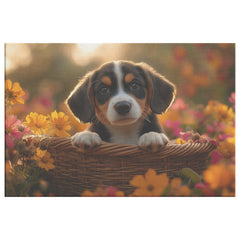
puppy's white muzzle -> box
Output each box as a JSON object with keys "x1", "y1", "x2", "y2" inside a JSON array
[{"x1": 107, "y1": 93, "x2": 141, "y2": 125}]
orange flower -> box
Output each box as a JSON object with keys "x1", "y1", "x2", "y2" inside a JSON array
[
  {"x1": 169, "y1": 178, "x2": 191, "y2": 196},
  {"x1": 130, "y1": 169, "x2": 169, "y2": 196},
  {"x1": 157, "y1": 110, "x2": 181, "y2": 125},
  {"x1": 214, "y1": 104, "x2": 235, "y2": 122},
  {"x1": 203, "y1": 164, "x2": 235, "y2": 190},
  {"x1": 5, "y1": 79, "x2": 25, "y2": 105},
  {"x1": 33, "y1": 148, "x2": 55, "y2": 171},
  {"x1": 48, "y1": 111, "x2": 71, "y2": 137},
  {"x1": 82, "y1": 190, "x2": 94, "y2": 197},
  {"x1": 181, "y1": 62, "x2": 194, "y2": 78},
  {"x1": 24, "y1": 112, "x2": 49, "y2": 135},
  {"x1": 81, "y1": 187, "x2": 124, "y2": 197},
  {"x1": 221, "y1": 188, "x2": 235, "y2": 197}
]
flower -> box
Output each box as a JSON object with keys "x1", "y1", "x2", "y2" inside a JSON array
[
  {"x1": 130, "y1": 169, "x2": 169, "y2": 196},
  {"x1": 176, "y1": 138, "x2": 186, "y2": 145},
  {"x1": 81, "y1": 186, "x2": 124, "y2": 197},
  {"x1": 221, "y1": 188, "x2": 235, "y2": 197},
  {"x1": 217, "y1": 139, "x2": 235, "y2": 160},
  {"x1": 204, "y1": 100, "x2": 218, "y2": 116},
  {"x1": 169, "y1": 178, "x2": 191, "y2": 196},
  {"x1": 218, "y1": 134, "x2": 231, "y2": 141},
  {"x1": 48, "y1": 111, "x2": 71, "y2": 137},
  {"x1": 173, "y1": 46, "x2": 186, "y2": 62},
  {"x1": 203, "y1": 163, "x2": 235, "y2": 190},
  {"x1": 82, "y1": 190, "x2": 94, "y2": 197},
  {"x1": 210, "y1": 150, "x2": 222, "y2": 164},
  {"x1": 229, "y1": 92, "x2": 235, "y2": 108},
  {"x1": 194, "y1": 183, "x2": 215, "y2": 196},
  {"x1": 164, "y1": 120, "x2": 182, "y2": 137},
  {"x1": 5, "y1": 79, "x2": 25, "y2": 105},
  {"x1": 5, "y1": 115, "x2": 30, "y2": 148},
  {"x1": 33, "y1": 148, "x2": 55, "y2": 171},
  {"x1": 214, "y1": 104, "x2": 234, "y2": 122},
  {"x1": 223, "y1": 124, "x2": 235, "y2": 137},
  {"x1": 206, "y1": 121, "x2": 225, "y2": 136},
  {"x1": 181, "y1": 62, "x2": 194, "y2": 78},
  {"x1": 24, "y1": 112, "x2": 49, "y2": 135},
  {"x1": 171, "y1": 98, "x2": 188, "y2": 111}
]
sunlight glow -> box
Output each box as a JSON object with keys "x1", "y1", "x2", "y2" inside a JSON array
[
  {"x1": 77, "y1": 43, "x2": 102, "y2": 55},
  {"x1": 6, "y1": 44, "x2": 32, "y2": 73}
]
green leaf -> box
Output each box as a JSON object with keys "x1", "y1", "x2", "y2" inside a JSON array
[{"x1": 179, "y1": 168, "x2": 202, "y2": 187}]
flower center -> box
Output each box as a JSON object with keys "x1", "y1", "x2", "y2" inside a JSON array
[
  {"x1": 41, "y1": 157, "x2": 49, "y2": 164},
  {"x1": 6, "y1": 90, "x2": 14, "y2": 98},
  {"x1": 147, "y1": 184, "x2": 154, "y2": 192}
]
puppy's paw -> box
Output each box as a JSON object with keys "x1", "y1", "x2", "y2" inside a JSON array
[
  {"x1": 71, "y1": 131, "x2": 102, "y2": 152},
  {"x1": 138, "y1": 132, "x2": 169, "y2": 152}
]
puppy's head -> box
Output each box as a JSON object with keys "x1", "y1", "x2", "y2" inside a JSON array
[{"x1": 66, "y1": 61, "x2": 176, "y2": 125}]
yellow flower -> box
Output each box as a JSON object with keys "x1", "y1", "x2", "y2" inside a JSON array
[
  {"x1": 223, "y1": 125, "x2": 235, "y2": 137},
  {"x1": 48, "y1": 111, "x2": 71, "y2": 137},
  {"x1": 176, "y1": 138, "x2": 186, "y2": 145},
  {"x1": 5, "y1": 79, "x2": 25, "y2": 105},
  {"x1": 169, "y1": 178, "x2": 191, "y2": 196},
  {"x1": 33, "y1": 148, "x2": 55, "y2": 171},
  {"x1": 130, "y1": 169, "x2": 169, "y2": 196},
  {"x1": 203, "y1": 163, "x2": 235, "y2": 190},
  {"x1": 214, "y1": 104, "x2": 235, "y2": 122},
  {"x1": 24, "y1": 112, "x2": 49, "y2": 135},
  {"x1": 204, "y1": 100, "x2": 216, "y2": 116},
  {"x1": 217, "y1": 139, "x2": 235, "y2": 159}
]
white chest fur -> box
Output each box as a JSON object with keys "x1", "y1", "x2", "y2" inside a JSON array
[{"x1": 106, "y1": 121, "x2": 142, "y2": 145}]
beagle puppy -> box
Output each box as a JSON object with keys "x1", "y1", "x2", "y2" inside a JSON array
[{"x1": 66, "y1": 60, "x2": 176, "y2": 152}]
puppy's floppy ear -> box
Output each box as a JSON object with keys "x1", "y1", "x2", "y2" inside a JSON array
[
  {"x1": 66, "y1": 72, "x2": 95, "y2": 123},
  {"x1": 137, "y1": 62, "x2": 176, "y2": 114}
]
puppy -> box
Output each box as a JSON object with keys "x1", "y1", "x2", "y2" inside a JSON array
[{"x1": 66, "y1": 60, "x2": 176, "y2": 152}]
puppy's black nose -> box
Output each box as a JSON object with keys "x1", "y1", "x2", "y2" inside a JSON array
[{"x1": 114, "y1": 101, "x2": 131, "y2": 115}]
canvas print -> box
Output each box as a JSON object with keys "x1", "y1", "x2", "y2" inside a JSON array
[{"x1": 5, "y1": 43, "x2": 235, "y2": 197}]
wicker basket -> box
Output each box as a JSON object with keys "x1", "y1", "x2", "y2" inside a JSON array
[{"x1": 38, "y1": 137, "x2": 216, "y2": 196}]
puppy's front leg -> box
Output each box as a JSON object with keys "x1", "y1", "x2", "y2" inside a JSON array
[
  {"x1": 138, "y1": 132, "x2": 169, "y2": 152},
  {"x1": 71, "y1": 131, "x2": 102, "y2": 152}
]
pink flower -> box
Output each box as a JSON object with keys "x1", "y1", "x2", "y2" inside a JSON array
[
  {"x1": 195, "y1": 182, "x2": 215, "y2": 196},
  {"x1": 5, "y1": 115, "x2": 30, "y2": 148},
  {"x1": 165, "y1": 120, "x2": 182, "y2": 137},
  {"x1": 218, "y1": 134, "x2": 231, "y2": 141},
  {"x1": 6, "y1": 134, "x2": 15, "y2": 148},
  {"x1": 106, "y1": 186, "x2": 118, "y2": 196},
  {"x1": 206, "y1": 121, "x2": 225, "y2": 135},
  {"x1": 198, "y1": 135, "x2": 217, "y2": 146},
  {"x1": 171, "y1": 98, "x2": 188, "y2": 111},
  {"x1": 195, "y1": 111, "x2": 204, "y2": 119},
  {"x1": 179, "y1": 131, "x2": 193, "y2": 141},
  {"x1": 210, "y1": 150, "x2": 223, "y2": 164},
  {"x1": 229, "y1": 92, "x2": 235, "y2": 108}
]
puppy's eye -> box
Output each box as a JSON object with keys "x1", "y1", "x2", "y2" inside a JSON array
[
  {"x1": 99, "y1": 86, "x2": 109, "y2": 94},
  {"x1": 129, "y1": 81, "x2": 139, "y2": 89}
]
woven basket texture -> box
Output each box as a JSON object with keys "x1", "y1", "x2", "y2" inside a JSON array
[{"x1": 38, "y1": 137, "x2": 216, "y2": 196}]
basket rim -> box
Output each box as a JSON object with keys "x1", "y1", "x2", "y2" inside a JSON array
[{"x1": 36, "y1": 136, "x2": 216, "y2": 159}]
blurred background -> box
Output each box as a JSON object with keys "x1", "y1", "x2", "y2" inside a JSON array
[{"x1": 5, "y1": 43, "x2": 235, "y2": 119}]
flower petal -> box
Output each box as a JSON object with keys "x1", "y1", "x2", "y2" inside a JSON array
[{"x1": 130, "y1": 175, "x2": 146, "y2": 187}]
